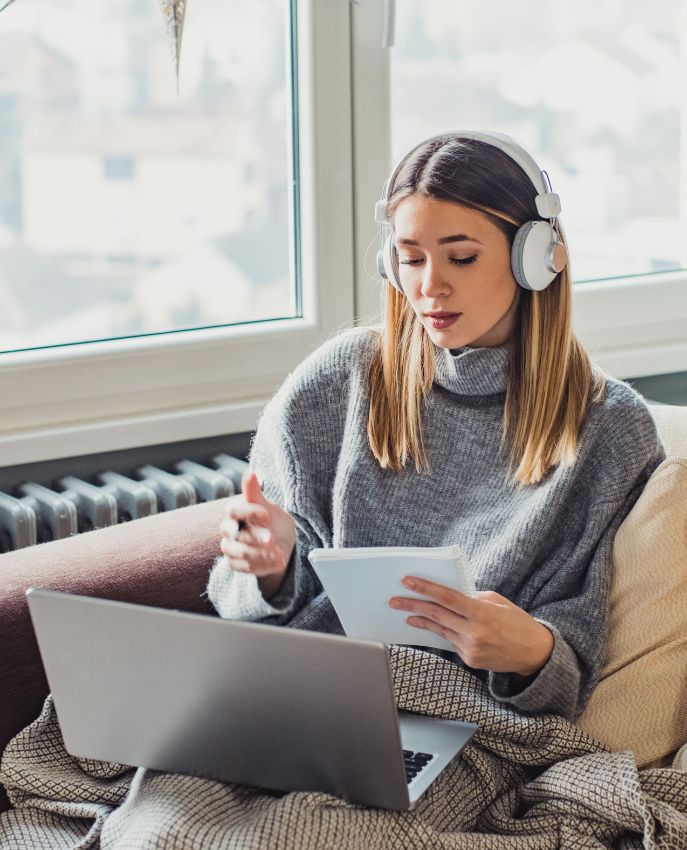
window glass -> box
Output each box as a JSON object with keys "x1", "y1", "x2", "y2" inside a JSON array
[
  {"x1": 390, "y1": 0, "x2": 685, "y2": 282},
  {"x1": 0, "y1": 0, "x2": 298, "y2": 353}
]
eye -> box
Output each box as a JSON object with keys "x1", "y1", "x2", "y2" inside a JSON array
[{"x1": 398, "y1": 255, "x2": 478, "y2": 266}]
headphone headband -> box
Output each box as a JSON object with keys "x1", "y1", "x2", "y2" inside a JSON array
[{"x1": 374, "y1": 130, "x2": 562, "y2": 224}]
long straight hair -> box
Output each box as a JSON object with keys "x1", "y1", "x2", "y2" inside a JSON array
[{"x1": 365, "y1": 135, "x2": 606, "y2": 487}]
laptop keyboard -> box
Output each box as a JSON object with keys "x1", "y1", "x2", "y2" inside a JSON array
[{"x1": 403, "y1": 749, "x2": 435, "y2": 784}]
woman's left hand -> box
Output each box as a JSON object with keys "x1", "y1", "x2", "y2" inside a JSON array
[{"x1": 389, "y1": 576, "x2": 555, "y2": 677}]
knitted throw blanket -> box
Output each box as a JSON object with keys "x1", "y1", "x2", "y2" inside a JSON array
[{"x1": 1, "y1": 647, "x2": 686, "y2": 849}]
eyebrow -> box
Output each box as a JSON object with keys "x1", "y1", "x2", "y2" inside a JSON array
[{"x1": 395, "y1": 234, "x2": 482, "y2": 246}]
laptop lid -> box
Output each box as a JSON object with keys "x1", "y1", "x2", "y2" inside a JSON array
[{"x1": 27, "y1": 588, "x2": 426, "y2": 810}]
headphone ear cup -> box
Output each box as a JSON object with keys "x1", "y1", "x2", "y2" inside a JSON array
[
  {"x1": 511, "y1": 221, "x2": 559, "y2": 292},
  {"x1": 379, "y1": 231, "x2": 403, "y2": 293},
  {"x1": 510, "y1": 224, "x2": 531, "y2": 290}
]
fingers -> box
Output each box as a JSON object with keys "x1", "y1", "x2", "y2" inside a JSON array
[
  {"x1": 241, "y1": 470, "x2": 267, "y2": 505},
  {"x1": 399, "y1": 576, "x2": 477, "y2": 616},
  {"x1": 220, "y1": 538, "x2": 285, "y2": 576},
  {"x1": 219, "y1": 526, "x2": 285, "y2": 576},
  {"x1": 219, "y1": 502, "x2": 285, "y2": 577},
  {"x1": 219, "y1": 516, "x2": 270, "y2": 549},
  {"x1": 388, "y1": 582, "x2": 474, "y2": 654},
  {"x1": 220, "y1": 502, "x2": 270, "y2": 531},
  {"x1": 219, "y1": 517, "x2": 260, "y2": 540},
  {"x1": 218, "y1": 498, "x2": 271, "y2": 547},
  {"x1": 394, "y1": 603, "x2": 470, "y2": 660},
  {"x1": 405, "y1": 615, "x2": 462, "y2": 646},
  {"x1": 389, "y1": 596, "x2": 466, "y2": 635}
]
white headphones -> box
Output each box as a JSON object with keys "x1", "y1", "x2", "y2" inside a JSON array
[{"x1": 374, "y1": 130, "x2": 568, "y2": 293}]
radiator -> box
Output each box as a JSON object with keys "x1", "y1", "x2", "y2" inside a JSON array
[{"x1": 0, "y1": 453, "x2": 249, "y2": 553}]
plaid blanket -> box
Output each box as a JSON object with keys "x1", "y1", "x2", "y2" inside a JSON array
[{"x1": 1, "y1": 647, "x2": 686, "y2": 849}]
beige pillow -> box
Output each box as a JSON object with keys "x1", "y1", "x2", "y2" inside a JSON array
[
  {"x1": 649, "y1": 404, "x2": 687, "y2": 458},
  {"x1": 576, "y1": 456, "x2": 687, "y2": 767}
]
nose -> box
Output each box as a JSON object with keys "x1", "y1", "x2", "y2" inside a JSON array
[{"x1": 419, "y1": 259, "x2": 450, "y2": 298}]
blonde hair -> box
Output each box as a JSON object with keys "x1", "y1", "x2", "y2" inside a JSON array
[{"x1": 363, "y1": 137, "x2": 606, "y2": 487}]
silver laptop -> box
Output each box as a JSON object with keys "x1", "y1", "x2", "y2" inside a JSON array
[{"x1": 26, "y1": 588, "x2": 478, "y2": 811}]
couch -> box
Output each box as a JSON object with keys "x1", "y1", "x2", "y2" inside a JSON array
[{"x1": 1, "y1": 401, "x2": 686, "y2": 813}]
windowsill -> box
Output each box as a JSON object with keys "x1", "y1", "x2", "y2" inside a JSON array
[{"x1": 0, "y1": 398, "x2": 268, "y2": 468}]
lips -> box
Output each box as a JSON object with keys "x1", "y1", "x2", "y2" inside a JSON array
[{"x1": 426, "y1": 313, "x2": 461, "y2": 330}]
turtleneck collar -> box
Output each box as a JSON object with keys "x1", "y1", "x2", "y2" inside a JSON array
[{"x1": 433, "y1": 341, "x2": 511, "y2": 396}]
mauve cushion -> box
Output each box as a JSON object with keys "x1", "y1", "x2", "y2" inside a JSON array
[{"x1": 0, "y1": 498, "x2": 227, "y2": 812}]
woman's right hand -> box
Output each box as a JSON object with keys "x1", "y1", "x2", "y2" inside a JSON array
[{"x1": 219, "y1": 471, "x2": 296, "y2": 597}]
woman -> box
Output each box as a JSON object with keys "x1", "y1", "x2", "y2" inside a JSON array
[{"x1": 208, "y1": 132, "x2": 665, "y2": 722}]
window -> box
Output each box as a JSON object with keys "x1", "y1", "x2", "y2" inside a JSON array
[
  {"x1": 1, "y1": 0, "x2": 684, "y2": 466},
  {"x1": 0, "y1": 0, "x2": 355, "y2": 463},
  {"x1": 389, "y1": 0, "x2": 685, "y2": 282},
  {"x1": 0, "y1": 0, "x2": 298, "y2": 353},
  {"x1": 350, "y1": 0, "x2": 687, "y2": 381}
]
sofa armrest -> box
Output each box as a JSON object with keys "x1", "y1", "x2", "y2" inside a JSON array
[{"x1": 0, "y1": 498, "x2": 227, "y2": 811}]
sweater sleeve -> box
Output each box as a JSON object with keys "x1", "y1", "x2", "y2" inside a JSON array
[
  {"x1": 487, "y1": 399, "x2": 666, "y2": 721},
  {"x1": 206, "y1": 356, "x2": 340, "y2": 625}
]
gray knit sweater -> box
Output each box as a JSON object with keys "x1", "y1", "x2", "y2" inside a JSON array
[{"x1": 207, "y1": 328, "x2": 666, "y2": 721}]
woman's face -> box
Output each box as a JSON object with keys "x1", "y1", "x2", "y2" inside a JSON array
[{"x1": 392, "y1": 194, "x2": 520, "y2": 349}]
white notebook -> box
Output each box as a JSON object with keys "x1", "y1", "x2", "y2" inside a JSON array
[{"x1": 307, "y1": 544, "x2": 476, "y2": 651}]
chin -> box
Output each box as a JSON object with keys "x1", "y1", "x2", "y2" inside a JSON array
[{"x1": 425, "y1": 325, "x2": 468, "y2": 348}]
